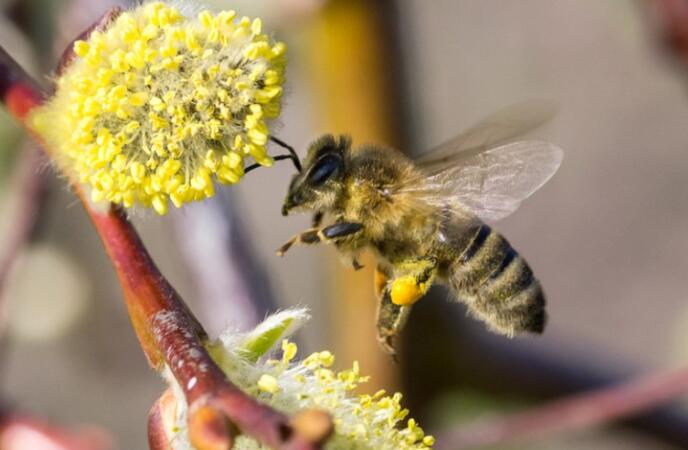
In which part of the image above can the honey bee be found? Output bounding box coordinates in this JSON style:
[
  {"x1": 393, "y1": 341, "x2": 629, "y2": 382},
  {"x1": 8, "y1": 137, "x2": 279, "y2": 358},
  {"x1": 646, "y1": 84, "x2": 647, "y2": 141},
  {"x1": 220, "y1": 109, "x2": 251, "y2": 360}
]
[{"x1": 276, "y1": 102, "x2": 563, "y2": 355}]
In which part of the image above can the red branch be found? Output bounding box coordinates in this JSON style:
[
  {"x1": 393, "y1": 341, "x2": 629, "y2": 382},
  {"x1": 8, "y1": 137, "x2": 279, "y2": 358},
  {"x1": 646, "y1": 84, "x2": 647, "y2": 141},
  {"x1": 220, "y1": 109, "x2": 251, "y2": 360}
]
[
  {"x1": 436, "y1": 366, "x2": 688, "y2": 449},
  {"x1": 0, "y1": 10, "x2": 331, "y2": 450},
  {"x1": 0, "y1": 414, "x2": 111, "y2": 450},
  {"x1": 650, "y1": 0, "x2": 688, "y2": 64}
]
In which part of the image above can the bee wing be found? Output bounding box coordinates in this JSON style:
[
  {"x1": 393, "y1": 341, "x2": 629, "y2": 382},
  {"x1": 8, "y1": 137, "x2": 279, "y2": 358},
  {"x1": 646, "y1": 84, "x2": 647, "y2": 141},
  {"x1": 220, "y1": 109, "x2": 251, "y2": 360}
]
[
  {"x1": 416, "y1": 100, "x2": 557, "y2": 171},
  {"x1": 408, "y1": 140, "x2": 563, "y2": 223}
]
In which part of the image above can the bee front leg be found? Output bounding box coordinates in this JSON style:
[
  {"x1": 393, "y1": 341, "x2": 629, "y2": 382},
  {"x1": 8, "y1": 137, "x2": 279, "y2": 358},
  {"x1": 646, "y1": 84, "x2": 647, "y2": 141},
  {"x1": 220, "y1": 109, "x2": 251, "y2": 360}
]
[
  {"x1": 376, "y1": 288, "x2": 411, "y2": 359},
  {"x1": 276, "y1": 222, "x2": 364, "y2": 256},
  {"x1": 312, "y1": 211, "x2": 324, "y2": 227}
]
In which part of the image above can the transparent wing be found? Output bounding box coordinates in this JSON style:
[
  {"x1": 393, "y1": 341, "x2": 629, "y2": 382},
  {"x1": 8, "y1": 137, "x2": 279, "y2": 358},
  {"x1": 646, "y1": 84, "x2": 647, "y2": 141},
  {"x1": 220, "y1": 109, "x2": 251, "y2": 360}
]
[
  {"x1": 407, "y1": 140, "x2": 563, "y2": 223},
  {"x1": 417, "y1": 100, "x2": 557, "y2": 172}
]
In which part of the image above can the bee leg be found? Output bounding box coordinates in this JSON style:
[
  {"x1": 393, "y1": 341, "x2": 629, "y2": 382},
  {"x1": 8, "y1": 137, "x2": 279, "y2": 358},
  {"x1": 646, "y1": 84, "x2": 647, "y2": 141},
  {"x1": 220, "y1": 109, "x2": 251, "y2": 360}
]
[
  {"x1": 276, "y1": 227, "x2": 321, "y2": 256},
  {"x1": 374, "y1": 264, "x2": 391, "y2": 300},
  {"x1": 376, "y1": 288, "x2": 411, "y2": 359},
  {"x1": 389, "y1": 257, "x2": 438, "y2": 306},
  {"x1": 276, "y1": 222, "x2": 364, "y2": 256},
  {"x1": 312, "y1": 211, "x2": 324, "y2": 227}
]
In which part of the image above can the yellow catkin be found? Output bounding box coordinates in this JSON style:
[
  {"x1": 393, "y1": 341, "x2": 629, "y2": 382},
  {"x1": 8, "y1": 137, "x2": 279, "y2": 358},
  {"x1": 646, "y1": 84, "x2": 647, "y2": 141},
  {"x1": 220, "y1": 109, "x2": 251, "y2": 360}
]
[
  {"x1": 30, "y1": 2, "x2": 286, "y2": 214},
  {"x1": 252, "y1": 340, "x2": 434, "y2": 450}
]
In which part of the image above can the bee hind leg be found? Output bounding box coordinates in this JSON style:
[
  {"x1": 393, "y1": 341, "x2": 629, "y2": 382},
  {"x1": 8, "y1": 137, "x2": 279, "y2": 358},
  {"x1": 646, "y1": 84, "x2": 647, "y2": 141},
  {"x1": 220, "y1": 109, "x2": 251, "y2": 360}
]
[
  {"x1": 276, "y1": 222, "x2": 364, "y2": 256},
  {"x1": 388, "y1": 257, "x2": 438, "y2": 306},
  {"x1": 376, "y1": 288, "x2": 411, "y2": 359}
]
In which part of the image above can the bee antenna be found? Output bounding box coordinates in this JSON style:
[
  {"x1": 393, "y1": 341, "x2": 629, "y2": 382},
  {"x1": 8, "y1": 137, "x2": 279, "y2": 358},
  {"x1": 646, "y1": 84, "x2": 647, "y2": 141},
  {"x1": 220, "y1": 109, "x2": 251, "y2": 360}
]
[
  {"x1": 269, "y1": 135, "x2": 302, "y2": 172},
  {"x1": 243, "y1": 136, "x2": 302, "y2": 174},
  {"x1": 244, "y1": 154, "x2": 299, "y2": 174}
]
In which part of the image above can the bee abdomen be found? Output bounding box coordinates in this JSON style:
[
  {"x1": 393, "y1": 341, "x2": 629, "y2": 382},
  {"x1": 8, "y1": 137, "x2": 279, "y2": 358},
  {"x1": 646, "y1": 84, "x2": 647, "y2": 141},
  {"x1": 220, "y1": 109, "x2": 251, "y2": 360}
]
[{"x1": 450, "y1": 224, "x2": 546, "y2": 336}]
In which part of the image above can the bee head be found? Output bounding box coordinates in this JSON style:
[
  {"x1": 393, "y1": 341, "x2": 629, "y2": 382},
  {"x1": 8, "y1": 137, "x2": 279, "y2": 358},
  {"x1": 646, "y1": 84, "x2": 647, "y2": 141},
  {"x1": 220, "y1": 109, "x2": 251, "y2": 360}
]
[{"x1": 282, "y1": 134, "x2": 351, "y2": 216}]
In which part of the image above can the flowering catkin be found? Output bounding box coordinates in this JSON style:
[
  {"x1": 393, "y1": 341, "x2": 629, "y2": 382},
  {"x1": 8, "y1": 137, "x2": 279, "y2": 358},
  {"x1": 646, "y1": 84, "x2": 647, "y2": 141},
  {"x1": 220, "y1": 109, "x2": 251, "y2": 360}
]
[
  {"x1": 30, "y1": 2, "x2": 286, "y2": 214},
  {"x1": 166, "y1": 309, "x2": 435, "y2": 450}
]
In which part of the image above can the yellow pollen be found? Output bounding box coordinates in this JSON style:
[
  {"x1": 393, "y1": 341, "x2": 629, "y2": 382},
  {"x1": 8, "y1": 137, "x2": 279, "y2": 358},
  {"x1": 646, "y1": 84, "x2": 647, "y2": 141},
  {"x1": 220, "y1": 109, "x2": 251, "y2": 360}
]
[
  {"x1": 257, "y1": 374, "x2": 279, "y2": 394},
  {"x1": 29, "y1": 2, "x2": 286, "y2": 214},
  {"x1": 390, "y1": 277, "x2": 425, "y2": 306}
]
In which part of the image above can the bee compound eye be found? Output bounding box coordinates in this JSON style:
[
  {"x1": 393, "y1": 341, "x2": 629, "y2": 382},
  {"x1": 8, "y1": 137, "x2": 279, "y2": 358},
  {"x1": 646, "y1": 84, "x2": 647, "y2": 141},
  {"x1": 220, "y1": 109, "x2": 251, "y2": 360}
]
[{"x1": 308, "y1": 154, "x2": 342, "y2": 185}]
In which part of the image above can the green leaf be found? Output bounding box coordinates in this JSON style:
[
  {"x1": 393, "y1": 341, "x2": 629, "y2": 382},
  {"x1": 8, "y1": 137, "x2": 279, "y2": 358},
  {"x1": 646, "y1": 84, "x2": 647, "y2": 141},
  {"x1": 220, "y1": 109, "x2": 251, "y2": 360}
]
[{"x1": 238, "y1": 308, "x2": 310, "y2": 362}]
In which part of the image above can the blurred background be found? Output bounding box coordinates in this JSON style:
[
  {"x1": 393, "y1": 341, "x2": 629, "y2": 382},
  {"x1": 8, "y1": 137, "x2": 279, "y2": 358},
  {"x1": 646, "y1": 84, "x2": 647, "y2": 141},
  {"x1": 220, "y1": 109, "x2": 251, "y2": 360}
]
[{"x1": 2, "y1": 0, "x2": 688, "y2": 449}]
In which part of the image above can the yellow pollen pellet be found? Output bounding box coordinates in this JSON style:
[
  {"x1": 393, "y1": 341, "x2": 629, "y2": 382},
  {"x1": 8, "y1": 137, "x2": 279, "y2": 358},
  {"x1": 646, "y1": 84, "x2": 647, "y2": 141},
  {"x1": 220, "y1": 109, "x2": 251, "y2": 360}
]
[{"x1": 390, "y1": 277, "x2": 424, "y2": 306}]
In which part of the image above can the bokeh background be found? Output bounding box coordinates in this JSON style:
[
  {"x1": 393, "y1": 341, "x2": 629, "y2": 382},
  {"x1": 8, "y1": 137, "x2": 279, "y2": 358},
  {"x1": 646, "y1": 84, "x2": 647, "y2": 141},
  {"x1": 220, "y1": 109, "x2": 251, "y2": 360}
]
[{"x1": 1, "y1": 0, "x2": 688, "y2": 449}]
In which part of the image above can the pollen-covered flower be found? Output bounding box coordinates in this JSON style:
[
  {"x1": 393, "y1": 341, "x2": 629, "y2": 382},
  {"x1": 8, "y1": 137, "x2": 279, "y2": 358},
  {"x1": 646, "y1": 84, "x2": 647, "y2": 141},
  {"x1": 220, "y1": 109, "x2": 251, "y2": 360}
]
[
  {"x1": 30, "y1": 2, "x2": 286, "y2": 214},
  {"x1": 162, "y1": 309, "x2": 434, "y2": 450}
]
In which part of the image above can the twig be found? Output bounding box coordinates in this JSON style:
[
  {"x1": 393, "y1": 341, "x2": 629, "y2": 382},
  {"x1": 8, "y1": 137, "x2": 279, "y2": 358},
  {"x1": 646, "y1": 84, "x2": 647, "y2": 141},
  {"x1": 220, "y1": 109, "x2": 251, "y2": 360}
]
[
  {"x1": 649, "y1": 0, "x2": 688, "y2": 65},
  {"x1": 0, "y1": 10, "x2": 330, "y2": 450},
  {"x1": 0, "y1": 144, "x2": 45, "y2": 298},
  {"x1": 0, "y1": 413, "x2": 111, "y2": 450},
  {"x1": 435, "y1": 365, "x2": 688, "y2": 449}
]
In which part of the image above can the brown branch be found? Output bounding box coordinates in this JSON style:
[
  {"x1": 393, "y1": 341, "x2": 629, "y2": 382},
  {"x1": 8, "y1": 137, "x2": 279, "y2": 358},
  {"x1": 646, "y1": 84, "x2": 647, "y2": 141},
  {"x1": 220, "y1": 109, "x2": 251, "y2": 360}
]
[
  {"x1": 0, "y1": 144, "x2": 45, "y2": 299},
  {"x1": 0, "y1": 9, "x2": 331, "y2": 450},
  {"x1": 436, "y1": 365, "x2": 688, "y2": 449}
]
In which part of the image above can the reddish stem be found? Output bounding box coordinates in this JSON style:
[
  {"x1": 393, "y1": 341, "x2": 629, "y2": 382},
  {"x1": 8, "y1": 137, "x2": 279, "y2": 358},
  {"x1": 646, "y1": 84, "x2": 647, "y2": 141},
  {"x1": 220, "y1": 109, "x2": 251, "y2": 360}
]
[
  {"x1": 436, "y1": 366, "x2": 688, "y2": 449},
  {"x1": 0, "y1": 414, "x2": 111, "y2": 450},
  {"x1": 87, "y1": 205, "x2": 317, "y2": 449},
  {"x1": 651, "y1": 0, "x2": 688, "y2": 64}
]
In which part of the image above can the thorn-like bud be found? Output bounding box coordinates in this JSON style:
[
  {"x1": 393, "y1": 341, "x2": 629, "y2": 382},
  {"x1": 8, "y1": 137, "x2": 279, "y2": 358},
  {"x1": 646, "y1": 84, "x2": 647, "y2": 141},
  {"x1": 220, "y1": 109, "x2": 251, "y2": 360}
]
[
  {"x1": 289, "y1": 408, "x2": 334, "y2": 446},
  {"x1": 188, "y1": 405, "x2": 234, "y2": 450}
]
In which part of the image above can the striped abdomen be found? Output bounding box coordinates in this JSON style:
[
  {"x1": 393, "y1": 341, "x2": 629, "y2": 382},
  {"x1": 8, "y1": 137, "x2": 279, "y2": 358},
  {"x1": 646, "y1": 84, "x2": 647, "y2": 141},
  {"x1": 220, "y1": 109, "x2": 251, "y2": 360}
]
[{"x1": 448, "y1": 224, "x2": 546, "y2": 336}]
